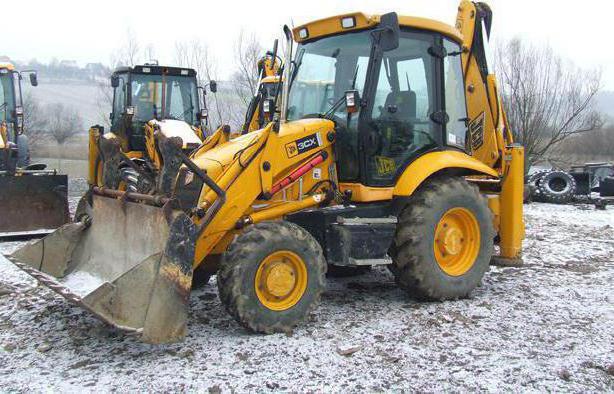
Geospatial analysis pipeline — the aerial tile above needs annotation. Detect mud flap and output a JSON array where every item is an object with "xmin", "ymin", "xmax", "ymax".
[
  {"xmin": 0, "ymin": 174, "xmax": 69, "ymax": 235},
  {"xmin": 4, "ymin": 194, "xmax": 197, "ymax": 344}
]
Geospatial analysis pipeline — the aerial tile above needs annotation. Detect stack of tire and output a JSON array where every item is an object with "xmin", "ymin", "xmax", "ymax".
[{"xmin": 527, "ymin": 169, "xmax": 577, "ymax": 204}]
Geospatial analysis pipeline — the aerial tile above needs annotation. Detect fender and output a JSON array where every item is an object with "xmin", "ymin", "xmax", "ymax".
[{"xmin": 393, "ymin": 150, "xmax": 499, "ymax": 197}]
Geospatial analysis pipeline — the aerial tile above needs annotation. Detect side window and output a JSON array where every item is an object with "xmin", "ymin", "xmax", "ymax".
[
  {"xmin": 111, "ymin": 77, "xmax": 126, "ymax": 130},
  {"xmin": 396, "ymin": 58, "xmax": 430, "ymax": 119},
  {"xmin": 12, "ymin": 73, "xmax": 22, "ymax": 109},
  {"xmin": 443, "ymin": 39, "xmax": 468, "ymax": 149}
]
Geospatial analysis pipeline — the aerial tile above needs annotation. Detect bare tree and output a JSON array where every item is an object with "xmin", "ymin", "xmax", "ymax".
[
  {"xmin": 94, "ymin": 80, "xmax": 113, "ymax": 128},
  {"xmin": 45, "ymin": 103, "xmax": 83, "ymax": 170},
  {"xmin": 173, "ymin": 39, "xmax": 230, "ymax": 129},
  {"xmin": 495, "ymin": 38, "xmax": 603, "ymax": 172},
  {"xmin": 111, "ymin": 28, "xmax": 142, "ymax": 68},
  {"xmin": 21, "ymin": 92, "xmax": 47, "ymax": 147},
  {"xmin": 232, "ymin": 30, "xmax": 263, "ymax": 107}
]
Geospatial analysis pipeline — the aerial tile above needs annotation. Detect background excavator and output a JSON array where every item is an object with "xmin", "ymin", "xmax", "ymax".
[
  {"xmin": 89, "ymin": 63, "xmax": 217, "ymax": 195},
  {"xmin": 240, "ymin": 42, "xmax": 283, "ymax": 136},
  {"xmin": 0, "ymin": 63, "xmax": 69, "ymax": 238},
  {"xmin": 7, "ymin": 1, "xmax": 524, "ymax": 343}
]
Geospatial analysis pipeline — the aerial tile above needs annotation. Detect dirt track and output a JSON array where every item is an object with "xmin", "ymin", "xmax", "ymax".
[{"xmin": 0, "ymin": 181, "xmax": 612, "ymax": 391}]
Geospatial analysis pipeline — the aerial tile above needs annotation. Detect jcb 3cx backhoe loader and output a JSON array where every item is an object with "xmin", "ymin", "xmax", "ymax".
[
  {"xmin": 0, "ymin": 63, "xmax": 69, "ymax": 238},
  {"xmin": 89, "ymin": 64, "xmax": 217, "ymax": 195},
  {"xmin": 6, "ymin": 1, "xmax": 524, "ymax": 343}
]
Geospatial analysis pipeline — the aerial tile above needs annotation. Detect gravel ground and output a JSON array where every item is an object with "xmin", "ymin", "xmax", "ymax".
[{"xmin": 0, "ymin": 181, "xmax": 612, "ymax": 391}]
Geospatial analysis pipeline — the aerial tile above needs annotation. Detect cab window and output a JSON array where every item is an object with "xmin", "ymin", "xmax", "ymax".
[
  {"xmin": 443, "ymin": 39, "xmax": 468, "ymax": 149},
  {"xmin": 111, "ymin": 75, "xmax": 126, "ymax": 130}
]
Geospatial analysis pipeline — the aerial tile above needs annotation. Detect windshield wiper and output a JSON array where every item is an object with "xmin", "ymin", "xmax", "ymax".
[
  {"xmin": 0, "ymin": 102, "xmax": 8, "ymax": 122},
  {"xmin": 290, "ymin": 48, "xmax": 305, "ymax": 86}
]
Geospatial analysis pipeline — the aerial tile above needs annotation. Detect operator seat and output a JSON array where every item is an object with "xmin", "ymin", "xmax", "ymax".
[{"xmin": 382, "ymin": 90, "xmax": 417, "ymax": 120}]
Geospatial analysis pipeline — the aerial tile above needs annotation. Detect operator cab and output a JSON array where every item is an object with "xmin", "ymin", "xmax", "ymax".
[
  {"xmin": 0, "ymin": 63, "xmax": 37, "ymax": 144},
  {"xmin": 110, "ymin": 65, "xmax": 207, "ymax": 151},
  {"xmin": 287, "ymin": 13, "xmax": 470, "ymax": 188},
  {"xmin": 1, "ymin": 64, "xmax": 38, "ymax": 171}
]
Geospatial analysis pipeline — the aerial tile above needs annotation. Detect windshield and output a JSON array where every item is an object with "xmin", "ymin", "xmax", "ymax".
[
  {"xmin": 130, "ymin": 74, "xmax": 199, "ymax": 124},
  {"xmin": 287, "ymin": 30, "xmax": 371, "ymax": 121},
  {"xmin": 0, "ymin": 71, "xmax": 16, "ymax": 123}
]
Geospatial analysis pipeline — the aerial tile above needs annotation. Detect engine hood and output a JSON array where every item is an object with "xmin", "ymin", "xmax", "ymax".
[
  {"xmin": 191, "ymin": 129, "xmax": 267, "ymax": 181},
  {"xmin": 149, "ymin": 119, "xmax": 201, "ymax": 148}
]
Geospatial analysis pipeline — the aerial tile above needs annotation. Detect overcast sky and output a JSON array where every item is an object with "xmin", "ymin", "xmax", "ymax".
[{"xmin": 4, "ymin": 0, "xmax": 614, "ymax": 89}]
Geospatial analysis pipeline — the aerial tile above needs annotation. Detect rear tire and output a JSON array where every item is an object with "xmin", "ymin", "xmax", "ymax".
[
  {"xmin": 217, "ymin": 221, "xmax": 326, "ymax": 333},
  {"xmin": 390, "ymin": 177, "xmax": 494, "ymax": 301}
]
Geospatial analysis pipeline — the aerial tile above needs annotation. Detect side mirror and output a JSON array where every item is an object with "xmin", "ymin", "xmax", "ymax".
[
  {"xmin": 29, "ymin": 73, "xmax": 38, "ymax": 87},
  {"xmin": 262, "ymin": 98, "xmax": 275, "ymax": 115},
  {"xmin": 344, "ymin": 90, "xmax": 360, "ymax": 114},
  {"xmin": 377, "ymin": 12, "xmax": 400, "ymax": 52},
  {"xmin": 111, "ymin": 75, "xmax": 119, "ymax": 88},
  {"xmin": 15, "ymin": 106, "xmax": 24, "ymax": 132},
  {"xmin": 209, "ymin": 80, "xmax": 217, "ymax": 94}
]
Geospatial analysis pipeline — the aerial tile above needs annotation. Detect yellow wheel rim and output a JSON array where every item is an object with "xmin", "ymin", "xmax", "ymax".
[
  {"xmin": 255, "ymin": 250, "xmax": 308, "ymax": 311},
  {"xmin": 434, "ymin": 207, "xmax": 480, "ymax": 276}
]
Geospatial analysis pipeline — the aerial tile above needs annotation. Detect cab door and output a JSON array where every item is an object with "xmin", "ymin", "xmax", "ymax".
[{"xmin": 357, "ymin": 30, "xmax": 448, "ymax": 187}]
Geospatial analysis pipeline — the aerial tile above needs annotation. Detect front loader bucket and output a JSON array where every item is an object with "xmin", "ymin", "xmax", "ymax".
[
  {"xmin": 4, "ymin": 194, "xmax": 197, "ymax": 344},
  {"xmin": 0, "ymin": 174, "xmax": 69, "ymax": 236}
]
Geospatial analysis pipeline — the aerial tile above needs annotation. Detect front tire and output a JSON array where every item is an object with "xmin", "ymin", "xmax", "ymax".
[
  {"xmin": 217, "ymin": 221, "xmax": 326, "ymax": 333},
  {"xmin": 390, "ymin": 177, "xmax": 494, "ymax": 301}
]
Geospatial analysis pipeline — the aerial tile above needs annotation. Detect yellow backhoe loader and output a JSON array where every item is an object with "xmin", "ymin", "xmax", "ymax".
[
  {"xmin": 0, "ymin": 63, "xmax": 69, "ymax": 238},
  {"xmin": 6, "ymin": 1, "xmax": 524, "ymax": 343},
  {"xmin": 89, "ymin": 64, "xmax": 217, "ymax": 195}
]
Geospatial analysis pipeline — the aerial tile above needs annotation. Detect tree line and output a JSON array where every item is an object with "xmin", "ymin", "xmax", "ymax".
[{"xmin": 17, "ymin": 31, "xmax": 613, "ymax": 172}]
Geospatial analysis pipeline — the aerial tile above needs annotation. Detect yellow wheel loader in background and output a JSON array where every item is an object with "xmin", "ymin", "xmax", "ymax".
[
  {"xmin": 6, "ymin": 1, "xmax": 524, "ymax": 343},
  {"xmin": 0, "ymin": 63, "xmax": 69, "ymax": 238},
  {"xmin": 88, "ymin": 64, "xmax": 217, "ymax": 196}
]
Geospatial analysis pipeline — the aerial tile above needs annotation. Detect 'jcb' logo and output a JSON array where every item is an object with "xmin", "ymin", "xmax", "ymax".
[
  {"xmin": 285, "ymin": 133, "xmax": 321, "ymax": 158},
  {"xmin": 286, "ymin": 142, "xmax": 299, "ymax": 158}
]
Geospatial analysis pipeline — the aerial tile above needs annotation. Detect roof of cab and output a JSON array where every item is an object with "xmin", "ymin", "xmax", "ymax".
[
  {"xmin": 293, "ymin": 12, "xmax": 462, "ymax": 44},
  {"xmin": 0, "ymin": 62, "xmax": 16, "ymax": 71},
  {"xmin": 112, "ymin": 64, "xmax": 197, "ymax": 77}
]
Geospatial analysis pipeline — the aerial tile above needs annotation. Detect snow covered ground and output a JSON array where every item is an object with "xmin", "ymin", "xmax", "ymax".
[{"xmin": 0, "ymin": 182, "xmax": 612, "ymax": 391}]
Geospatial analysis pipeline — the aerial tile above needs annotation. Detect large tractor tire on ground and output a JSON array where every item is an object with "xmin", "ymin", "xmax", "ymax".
[
  {"xmin": 527, "ymin": 169, "xmax": 550, "ymax": 187},
  {"xmin": 537, "ymin": 170, "xmax": 576, "ymax": 204},
  {"xmin": 390, "ymin": 177, "xmax": 494, "ymax": 301},
  {"xmin": 526, "ymin": 169, "xmax": 550, "ymax": 202},
  {"xmin": 217, "ymin": 221, "xmax": 326, "ymax": 333}
]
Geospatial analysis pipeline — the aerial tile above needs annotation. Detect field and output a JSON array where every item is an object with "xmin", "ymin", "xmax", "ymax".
[{"xmin": 0, "ymin": 181, "xmax": 612, "ymax": 391}]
